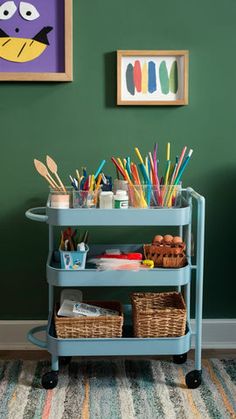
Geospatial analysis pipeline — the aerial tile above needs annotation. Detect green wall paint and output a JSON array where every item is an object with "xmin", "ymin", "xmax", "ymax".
[{"xmin": 1, "ymin": 0, "xmax": 235, "ymax": 319}]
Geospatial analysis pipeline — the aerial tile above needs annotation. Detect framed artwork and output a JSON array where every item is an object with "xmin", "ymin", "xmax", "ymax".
[
  {"xmin": 0, "ymin": 0, "xmax": 72, "ymax": 81},
  {"xmin": 117, "ymin": 50, "xmax": 188, "ymax": 105}
]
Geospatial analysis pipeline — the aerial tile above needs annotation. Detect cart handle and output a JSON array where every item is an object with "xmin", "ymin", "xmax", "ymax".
[
  {"xmin": 187, "ymin": 187, "xmax": 205, "ymax": 204},
  {"xmin": 27, "ymin": 325, "xmax": 47, "ymax": 349},
  {"xmin": 187, "ymin": 186, "xmax": 205, "ymax": 280},
  {"xmin": 25, "ymin": 207, "xmax": 48, "ymax": 223}
]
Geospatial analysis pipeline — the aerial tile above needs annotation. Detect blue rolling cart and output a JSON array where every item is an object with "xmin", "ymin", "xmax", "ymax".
[{"xmin": 25, "ymin": 187, "xmax": 205, "ymax": 390}]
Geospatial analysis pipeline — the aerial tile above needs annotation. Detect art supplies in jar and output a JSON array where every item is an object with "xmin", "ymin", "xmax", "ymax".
[
  {"xmin": 33, "ymin": 141, "xmax": 193, "ymax": 210},
  {"xmin": 111, "ymin": 143, "xmax": 193, "ymax": 208},
  {"xmin": 59, "ymin": 228, "xmax": 89, "ymax": 270},
  {"xmin": 33, "ymin": 155, "xmax": 109, "ymax": 208}
]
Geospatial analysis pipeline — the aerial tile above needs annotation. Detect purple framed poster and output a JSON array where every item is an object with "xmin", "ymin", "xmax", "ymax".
[{"xmin": 0, "ymin": 0, "xmax": 72, "ymax": 81}]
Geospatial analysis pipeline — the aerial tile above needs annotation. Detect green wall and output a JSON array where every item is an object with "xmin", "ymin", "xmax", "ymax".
[{"xmin": 1, "ymin": 0, "xmax": 235, "ymax": 319}]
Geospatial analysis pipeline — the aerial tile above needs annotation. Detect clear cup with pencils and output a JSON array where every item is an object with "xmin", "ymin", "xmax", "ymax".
[
  {"xmin": 71, "ymin": 171, "xmax": 103, "ymax": 208},
  {"xmin": 73, "ymin": 190, "xmax": 100, "ymax": 208},
  {"xmin": 128, "ymin": 184, "xmax": 149, "ymax": 208},
  {"xmin": 128, "ymin": 184, "xmax": 182, "ymax": 208},
  {"xmin": 111, "ymin": 144, "xmax": 193, "ymax": 209},
  {"xmin": 156, "ymin": 184, "xmax": 182, "ymax": 208}
]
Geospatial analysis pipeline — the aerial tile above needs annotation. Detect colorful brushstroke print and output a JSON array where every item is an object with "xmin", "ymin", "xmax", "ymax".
[{"xmin": 125, "ymin": 59, "xmax": 178, "ymax": 96}]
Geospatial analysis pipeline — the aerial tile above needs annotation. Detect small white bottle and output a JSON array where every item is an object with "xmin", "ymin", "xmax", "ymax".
[
  {"xmin": 99, "ymin": 191, "xmax": 114, "ymax": 209},
  {"xmin": 114, "ymin": 189, "xmax": 129, "ymax": 209}
]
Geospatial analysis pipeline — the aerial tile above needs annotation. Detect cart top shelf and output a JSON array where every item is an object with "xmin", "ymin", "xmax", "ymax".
[
  {"xmin": 44, "ymin": 205, "xmax": 191, "ymax": 226},
  {"xmin": 26, "ymin": 188, "xmax": 205, "ymax": 227}
]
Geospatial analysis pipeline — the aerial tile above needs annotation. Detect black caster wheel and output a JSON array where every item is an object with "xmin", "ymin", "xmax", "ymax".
[
  {"xmin": 60, "ymin": 356, "xmax": 72, "ymax": 366},
  {"xmin": 185, "ymin": 370, "xmax": 202, "ymax": 389},
  {"xmin": 173, "ymin": 353, "xmax": 188, "ymax": 364},
  {"xmin": 42, "ymin": 371, "xmax": 58, "ymax": 390}
]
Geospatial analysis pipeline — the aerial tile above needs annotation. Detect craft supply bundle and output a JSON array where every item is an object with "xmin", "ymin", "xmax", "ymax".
[{"xmin": 34, "ymin": 142, "xmax": 193, "ymax": 209}]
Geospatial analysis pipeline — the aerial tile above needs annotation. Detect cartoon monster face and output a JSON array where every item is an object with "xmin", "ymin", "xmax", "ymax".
[{"xmin": 0, "ymin": 0, "xmax": 64, "ymax": 71}]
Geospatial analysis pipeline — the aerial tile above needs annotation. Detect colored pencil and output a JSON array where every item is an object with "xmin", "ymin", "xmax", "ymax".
[
  {"xmin": 134, "ymin": 147, "xmax": 144, "ymax": 164},
  {"xmin": 167, "ymin": 150, "xmax": 193, "ymax": 207},
  {"xmin": 166, "ymin": 142, "xmax": 170, "ymax": 161},
  {"xmin": 173, "ymin": 146, "xmax": 187, "ymax": 183},
  {"xmin": 164, "ymin": 160, "xmax": 171, "ymax": 186},
  {"xmin": 111, "ymin": 157, "xmax": 126, "ymax": 178},
  {"xmin": 95, "ymin": 173, "xmax": 103, "ymax": 190},
  {"xmin": 76, "ymin": 169, "xmax": 80, "ymax": 183},
  {"xmin": 175, "ymin": 149, "xmax": 193, "ymax": 185},
  {"xmin": 164, "ymin": 156, "xmax": 179, "ymax": 206},
  {"xmin": 94, "ymin": 160, "xmax": 106, "ymax": 180}
]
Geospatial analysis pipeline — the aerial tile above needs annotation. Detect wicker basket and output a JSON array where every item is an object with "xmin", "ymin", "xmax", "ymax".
[
  {"xmin": 55, "ymin": 301, "xmax": 124, "ymax": 338},
  {"xmin": 131, "ymin": 292, "xmax": 186, "ymax": 338},
  {"xmin": 144, "ymin": 243, "xmax": 187, "ymax": 268}
]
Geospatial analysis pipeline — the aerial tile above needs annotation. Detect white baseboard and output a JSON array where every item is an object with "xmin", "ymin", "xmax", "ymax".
[
  {"xmin": 0, "ymin": 319, "xmax": 236, "ymax": 350},
  {"xmin": 0, "ymin": 320, "xmax": 47, "ymax": 350},
  {"xmin": 190, "ymin": 319, "xmax": 236, "ymax": 349}
]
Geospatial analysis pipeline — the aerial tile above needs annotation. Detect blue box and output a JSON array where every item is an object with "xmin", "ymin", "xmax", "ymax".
[{"xmin": 60, "ymin": 245, "xmax": 89, "ymax": 270}]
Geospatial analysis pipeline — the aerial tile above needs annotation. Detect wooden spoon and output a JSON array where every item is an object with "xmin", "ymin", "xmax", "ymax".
[
  {"xmin": 34, "ymin": 159, "xmax": 60, "ymax": 190},
  {"xmin": 46, "ymin": 155, "xmax": 66, "ymax": 192}
]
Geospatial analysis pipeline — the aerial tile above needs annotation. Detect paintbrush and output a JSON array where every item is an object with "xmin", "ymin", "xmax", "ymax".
[
  {"xmin": 46, "ymin": 155, "xmax": 66, "ymax": 193},
  {"xmin": 34, "ymin": 159, "xmax": 60, "ymax": 190}
]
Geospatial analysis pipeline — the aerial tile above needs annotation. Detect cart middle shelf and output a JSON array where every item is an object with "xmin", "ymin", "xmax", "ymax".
[{"xmin": 47, "ymin": 244, "xmax": 191, "ymax": 287}]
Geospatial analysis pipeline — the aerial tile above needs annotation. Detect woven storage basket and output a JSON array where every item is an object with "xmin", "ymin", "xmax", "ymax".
[
  {"xmin": 55, "ymin": 301, "xmax": 124, "ymax": 338},
  {"xmin": 131, "ymin": 292, "xmax": 186, "ymax": 338},
  {"xmin": 144, "ymin": 244, "xmax": 186, "ymax": 268}
]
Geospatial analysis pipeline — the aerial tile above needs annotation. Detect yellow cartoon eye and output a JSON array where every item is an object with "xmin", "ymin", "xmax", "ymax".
[
  {"xmin": 0, "ymin": 1, "xmax": 17, "ymax": 20},
  {"xmin": 19, "ymin": 1, "xmax": 39, "ymax": 21}
]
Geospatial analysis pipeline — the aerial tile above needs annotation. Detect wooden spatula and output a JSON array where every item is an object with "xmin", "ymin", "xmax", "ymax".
[
  {"xmin": 34, "ymin": 159, "xmax": 60, "ymax": 190},
  {"xmin": 46, "ymin": 155, "xmax": 66, "ymax": 192}
]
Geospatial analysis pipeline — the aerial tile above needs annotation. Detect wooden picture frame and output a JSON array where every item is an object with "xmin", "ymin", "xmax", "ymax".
[
  {"xmin": 117, "ymin": 50, "xmax": 188, "ymax": 105},
  {"xmin": 0, "ymin": 0, "xmax": 72, "ymax": 81}
]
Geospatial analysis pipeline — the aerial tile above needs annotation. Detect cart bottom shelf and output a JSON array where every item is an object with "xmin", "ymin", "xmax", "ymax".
[{"xmin": 47, "ymin": 316, "xmax": 191, "ymax": 357}]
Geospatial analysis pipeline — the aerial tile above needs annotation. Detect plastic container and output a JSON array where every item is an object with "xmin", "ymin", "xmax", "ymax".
[
  {"xmin": 73, "ymin": 190, "xmax": 99, "ymax": 208},
  {"xmin": 128, "ymin": 184, "xmax": 181, "ymax": 208},
  {"xmin": 60, "ymin": 244, "xmax": 89, "ymax": 270},
  {"xmin": 99, "ymin": 191, "xmax": 113, "ymax": 209},
  {"xmin": 114, "ymin": 190, "xmax": 129, "ymax": 209}
]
